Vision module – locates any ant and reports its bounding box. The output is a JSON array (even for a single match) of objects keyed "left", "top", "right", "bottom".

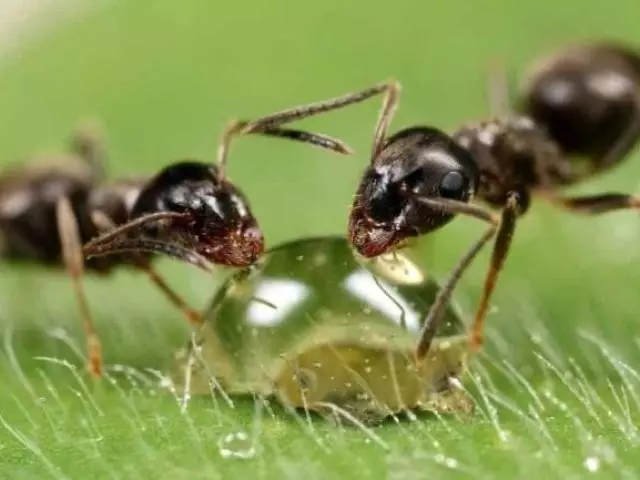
[
  {"left": 0, "top": 111, "right": 354, "bottom": 378},
  {"left": 240, "top": 41, "right": 640, "bottom": 364}
]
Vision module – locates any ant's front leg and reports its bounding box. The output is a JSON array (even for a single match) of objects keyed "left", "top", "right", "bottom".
[
  {"left": 90, "top": 211, "right": 203, "bottom": 327},
  {"left": 414, "top": 193, "right": 521, "bottom": 360},
  {"left": 56, "top": 197, "right": 102, "bottom": 377}
]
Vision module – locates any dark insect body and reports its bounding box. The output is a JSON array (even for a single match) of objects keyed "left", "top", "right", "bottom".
[
  {"left": 0, "top": 111, "right": 355, "bottom": 377},
  {"left": 241, "top": 42, "right": 640, "bottom": 363}
]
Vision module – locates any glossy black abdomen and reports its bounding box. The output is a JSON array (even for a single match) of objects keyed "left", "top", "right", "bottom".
[{"left": 520, "top": 43, "right": 640, "bottom": 169}]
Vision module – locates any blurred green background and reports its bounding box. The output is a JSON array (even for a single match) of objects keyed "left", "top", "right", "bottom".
[{"left": 1, "top": 0, "right": 640, "bottom": 478}]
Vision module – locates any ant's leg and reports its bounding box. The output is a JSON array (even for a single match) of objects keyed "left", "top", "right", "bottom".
[
  {"left": 215, "top": 120, "right": 349, "bottom": 179},
  {"left": 467, "top": 193, "right": 520, "bottom": 350},
  {"left": 56, "top": 197, "right": 102, "bottom": 377},
  {"left": 415, "top": 225, "right": 497, "bottom": 360},
  {"left": 238, "top": 81, "right": 401, "bottom": 162},
  {"left": 91, "top": 211, "right": 203, "bottom": 327},
  {"left": 485, "top": 60, "right": 513, "bottom": 119},
  {"left": 414, "top": 194, "right": 519, "bottom": 360},
  {"left": 141, "top": 265, "right": 203, "bottom": 326},
  {"left": 69, "top": 120, "right": 107, "bottom": 181},
  {"left": 542, "top": 192, "right": 640, "bottom": 214}
]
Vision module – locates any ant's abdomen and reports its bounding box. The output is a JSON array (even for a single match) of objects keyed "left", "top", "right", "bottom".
[{"left": 519, "top": 43, "right": 640, "bottom": 169}]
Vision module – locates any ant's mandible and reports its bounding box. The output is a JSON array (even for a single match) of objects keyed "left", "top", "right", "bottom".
[
  {"left": 241, "top": 41, "right": 640, "bottom": 363},
  {"left": 0, "top": 109, "right": 354, "bottom": 378}
]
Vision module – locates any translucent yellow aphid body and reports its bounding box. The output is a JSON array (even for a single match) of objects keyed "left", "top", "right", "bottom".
[{"left": 170, "top": 236, "right": 474, "bottom": 424}]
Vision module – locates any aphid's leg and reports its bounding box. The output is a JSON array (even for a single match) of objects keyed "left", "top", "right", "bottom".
[
  {"left": 237, "top": 81, "right": 401, "bottom": 161},
  {"left": 56, "top": 197, "right": 102, "bottom": 377},
  {"left": 69, "top": 120, "right": 107, "bottom": 181},
  {"left": 90, "top": 210, "right": 203, "bottom": 326},
  {"left": 414, "top": 195, "right": 520, "bottom": 360}
]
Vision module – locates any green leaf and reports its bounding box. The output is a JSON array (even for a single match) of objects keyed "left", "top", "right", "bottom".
[{"left": 1, "top": 1, "right": 640, "bottom": 478}]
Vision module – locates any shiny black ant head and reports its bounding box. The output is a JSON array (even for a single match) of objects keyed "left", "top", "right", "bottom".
[
  {"left": 348, "top": 127, "right": 479, "bottom": 258},
  {"left": 130, "top": 161, "right": 263, "bottom": 267},
  {"left": 521, "top": 43, "right": 640, "bottom": 164}
]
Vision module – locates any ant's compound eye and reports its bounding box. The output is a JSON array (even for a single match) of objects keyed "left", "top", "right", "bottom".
[{"left": 438, "top": 171, "right": 467, "bottom": 199}]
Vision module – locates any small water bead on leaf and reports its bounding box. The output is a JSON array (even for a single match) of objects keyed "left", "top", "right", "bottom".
[
  {"left": 218, "top": 431, "right": 257, "bottom": 460},
  {"left": 169, "top": 235, "right": 473, "bottom": 424}
]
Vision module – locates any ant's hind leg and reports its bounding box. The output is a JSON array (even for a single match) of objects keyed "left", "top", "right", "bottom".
[
  {"left": 56, "top": 197, "right": 103, "bottom": 377},
  {"left": 90, "top": 210, "right": 203, "bottom": 327},
  {"left": 69, "top": 120, "right": 107, "bottom": 181},
  {"left": 485, "top": 60, "right": 514, "bottom": 119}
]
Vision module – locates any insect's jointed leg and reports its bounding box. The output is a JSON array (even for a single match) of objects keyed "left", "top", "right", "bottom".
[
  {"left": 69, "top": 121, "right": 107, "bottom": 181},
  {"left": 56, "top": 197, "right": 102, "bottom": 377},
  {"left": 469, "top": 192, "right": 520, "bottom": 350},
  {"left": 415, "top": 226, "right": 496, "bottom": 360},
  {"left": 370, "top": 82, "right": 401, "bottom": 160},
  {"left": 544, "top": 192, "right": 640, "bottom": 214},
  {"left": 141, "top": 264, "right": 203, "bottom": 326},
  {"left": 215, "top": 119, "right": 354, "bottom": 179},
  {"left": 413, "top": 194, "right": 520, "bottom": 360},
  {"left": 235, "top": 81, "right": 401, "bottom": 162},
  {"left": 90, "top": 210, "right": 203, "bottom": 327},
  {"left": 413, "top": 198, "right": 500, "bottom": 361},
  {"left": 485, "top": 60, "right": 513, "bottom": 119},
  {"left": 240, "top": 81, "right": 398, "bottom": 132}
]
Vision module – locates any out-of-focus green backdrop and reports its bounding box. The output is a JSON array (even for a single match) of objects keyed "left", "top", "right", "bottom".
[{"left": 1, "top": 1, "right": 640, "bottom": 478}]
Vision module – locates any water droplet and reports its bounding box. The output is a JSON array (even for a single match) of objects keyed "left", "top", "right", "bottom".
[
  {"left": 584, "top": 456, "right": 600, "bottom": 472},
  {"left": 218, "top": 431, "right": 256, "bottom": 460},
  {"left": 313, "top": 361, "right": 323, "bottom": 369}
]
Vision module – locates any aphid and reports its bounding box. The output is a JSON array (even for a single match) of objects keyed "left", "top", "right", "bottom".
[
  {"left": 169, "top": 235, "right": 474, "bottom": 425},
  {"left": 241, "top": 42, "right": 640, "bottom": 363},
  {"left": 0, "top": 112, "right": 353, "bottom": 377}
]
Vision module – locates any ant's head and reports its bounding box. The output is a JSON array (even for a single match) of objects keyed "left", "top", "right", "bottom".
[
  {"left": 130, "top": 161, "right": 263, "bottom": 267},
  {"left": 349, "top": 127, "right": 479, "bottom": 258}
]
